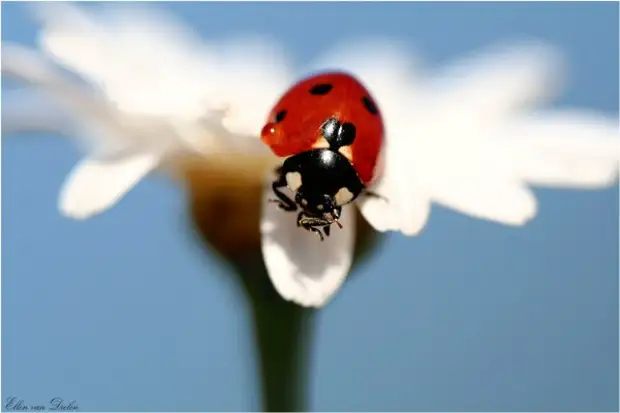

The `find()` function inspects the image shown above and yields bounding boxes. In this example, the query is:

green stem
[218,211,382,412]
[233,255,316,412]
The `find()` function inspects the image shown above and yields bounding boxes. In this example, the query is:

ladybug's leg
[298,216,331,227]
[270,184,297,212]
[269,168,297,212]
[298,216,333,241]
[297,214,327,241]
[296,211,305,227]
[332,206,343,229]
[305,226,325,242]
[323,225,331,237]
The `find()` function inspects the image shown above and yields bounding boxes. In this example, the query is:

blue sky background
[2,2,618,411]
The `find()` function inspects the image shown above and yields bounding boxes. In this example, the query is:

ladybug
[261,71,384,241]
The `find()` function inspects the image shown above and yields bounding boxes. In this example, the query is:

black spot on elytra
[361,96,378,115]
[274,109,287,123]
[309,83,333,95]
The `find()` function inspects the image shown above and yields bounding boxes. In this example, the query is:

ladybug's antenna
[330,212,343,229]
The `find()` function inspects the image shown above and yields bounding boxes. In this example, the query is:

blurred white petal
[2,43,112,124]
[2,44,131,154]
[428,41,563,128]
[504,111,620,188]
[59,151,161,220]
[356,151,432,235]
[1,88,71,135]
[355,194,401,233]
[34,2,219,119]
[34,2,293,138]
[2,44,174,218]
[4,3,288,219]
[308,37,423,96]
[427,174,539,226]
[260,179,356,308]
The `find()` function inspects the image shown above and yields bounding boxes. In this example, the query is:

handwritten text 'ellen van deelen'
[5,397,78,411]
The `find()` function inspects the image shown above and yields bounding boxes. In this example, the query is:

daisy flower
[3,4,618,308]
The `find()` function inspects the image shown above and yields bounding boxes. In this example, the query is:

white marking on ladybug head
[285,172,302,192]
[334,187,354,206]
[301,198,308,206]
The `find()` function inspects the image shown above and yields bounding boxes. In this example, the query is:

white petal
[2,44,113,124]
[357,150,431,236]
[430,176,538,226]
[409,46,616,226]
[410,111,618,226]
[34,3,293,140]
[1,44,212,160]
[356,194,401,233]
[359,193,432,236]
[34,2,215,119]
[1,44,130,154]
[504,111,620,188]
[260,183,356,308]
[429,41,563,128]
[307,37,422,98]
[59,151,160,219]
[396,119,616,229]
[1,88,71,135]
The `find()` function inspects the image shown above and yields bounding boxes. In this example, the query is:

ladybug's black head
[294,189,340,220]
[282,149,364,213]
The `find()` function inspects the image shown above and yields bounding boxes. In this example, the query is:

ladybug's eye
[274,109,287,123]
[309,83,333,95]
[361,96,378,116]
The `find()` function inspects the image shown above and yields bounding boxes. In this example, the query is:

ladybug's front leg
[323,225,331,237]
[299,223,325,242]
[297,213,331,241]
[269,167,297,212]
[308,227,325,242]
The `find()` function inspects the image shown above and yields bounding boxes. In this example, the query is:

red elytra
[261,71,384,185]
